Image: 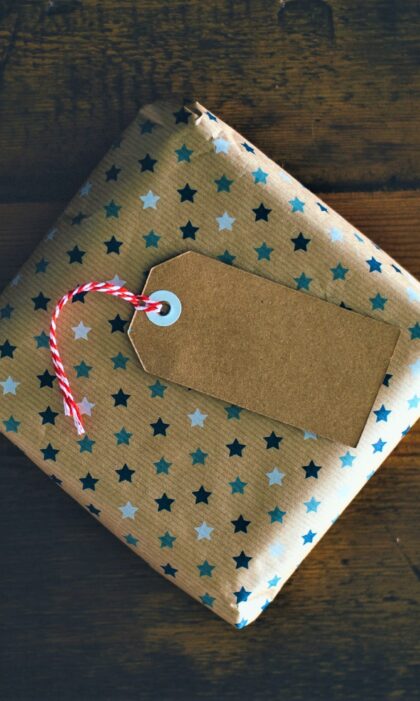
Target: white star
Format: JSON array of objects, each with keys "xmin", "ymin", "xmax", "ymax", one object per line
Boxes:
[
  {"xmin": 266, "ymin": 467, "xmax": 285, "ymax": 486},
  {"xmin": 0, "ymin": 376, "xmax": 20, "ymax": 395},
  {"xmin": 270, "ymin": 541, "xmax": 285, "ymax": 557},
  {"xmin": 108, "ymin": 274, "xmax": 126, "ymax": 287},
  {"xmin": 77, "ymin": 397, "xmax": 95, "ymax": 416},
  {"xmin": 46, "ymin": 227, "xmax": 57, "ymax": 241},
  {"xmin": 303, "ymin": 430, "xmax": 318, "ymax": 440},
  {"xmin": 278, "ymin": 170, "xmax": 292, "ymax": 182},
  {"xmin": 139, "ymin": 190, "xmax": 160, "ymax": 209},
  {"xmin": 329, "ymin": 226, "xmax": 344, "ymax": 242},
  {"xmin": 216, "ymin": 211, "xmax": 236, "ymax": 231},
  {"xmin": 195, "ymin": 521, "xmax": 214, "ymax": 540},
  {"xmin": 407, "ymin": 286, "xmax": 420, "ymax": 303},
  {"xmin": 11, "ymin": 274, "xmax": 22, "ymax": 286},
  {"xmin": 119, "ymin": 501, "xmax": 138, "ymax": 519},
  {"xmin": 213, "ymin": 137, "xmax": 230, "ymax": 154},
  {"xmin": 72, "ymin": 321, "xmax": 91, "ymax": 340},
  {"xmin": 410, "ymin": 358, "xmax": 420, "ymax": 377},
  {"xmin": 188, "ymin": 408, "xmax": 207, "ymax": 427},
  {"xmin": 80, "ymin": 181, "xmax": 92, "ymax": 197}
]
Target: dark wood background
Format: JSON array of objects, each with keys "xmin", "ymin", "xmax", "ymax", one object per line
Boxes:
[{"xmin": 0, "ymin": 2, "xmax": 419, "ymax": 699}]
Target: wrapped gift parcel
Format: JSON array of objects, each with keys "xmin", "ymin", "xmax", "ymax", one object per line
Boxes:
[{"xmin": 1, "ymin": 101, "xmax": 419, "ymax": 628}]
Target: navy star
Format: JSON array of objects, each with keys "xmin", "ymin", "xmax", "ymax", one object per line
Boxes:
[
  {"xmin": 173, "ymin": 106, "xmax": 190, "ymax": 124},
  {"xmin": 32, "ymin": 292, "xmax": 50, "ymax": 311},
  {"xmin": 241, "ymin": 142, "xmax": 255, "ymax": 153},
  {"xmin": 108, "ymin": 314, "xmax": 129, "ymax": 333},
  {"xmin": 373, "ymin": 404, "xmax": 391, "ymax": 422},
  {"xmin": 104, "ymin": 235, "xmax": 123, "ymax": 254},
  {"xmin": 233, "ymin": 551, "xmax": 252, "ymax": 569},
  {"xmin": 231, "ymin": 515, "xmax": 251, "ymax": 533},
  {"xmin": 252, "ymin": 202, "xmax": 271, "ymax": 221},
  {"xmin": 302, "ymin": 459, "xmax": 322, "ymax": 478},
  {"xmin": 226, "ymin": 438, "xmax": 246, "ymax": 457},
  {"xmin": 234, "ymin": 586, "xmax": 251, "ymax": 604},
  {"xmin": 409, "ymin": 322, "xmax": 420, "ymax": 340},
  {"xmin": 139, "ymin": 153, "xmax": 157, "ymax": 172},
  {"xmin": 105, "ymin": 164, "xmax": 121, "ymax": 181},
  {"xmin": 41, "ymin": 443, "xmax": 59, "ymax": 461},
  {"xmin": 112, "ymin": 388, "xmax": 130, "ymax": 406},
  {"xmin": 177, "ymin": 183, "xmax": 197, "ymax": 202},
  {"xmin": 140, "ymin": 119, "xmax": 155, "ymax": 134},
  {"xmin": 72, "ymin": 291, "xmax": 87, "ymax": 304},
  {"xmin": 37, "ymin": 369, "xmax": 56, "ymax": 388},
  {"xmin": 264, "ymin": 431, "xmax": 282, "ymax": 449},
  {"xmin": 104, "ymin": 199, "xmax": 121, "ymax": 218},
  {"xmin": 35, "ymin": 258, "xmax": 49, "ymax": 273},
  {"xmin": 180, "ymin": 220, "xmax": 199, "ymax": 240},
  {"xmin": 155, "ymin": 493, "xmax": 175, "ymax": 511},
  {"xmin": 86, "ymin": 503, "xmax": 101, "ymax": 517},
  {"xmin": 71, "ymin": 212, "xmax": 87, "ymax": 225},
  {"xmin": 0, "ymin": 339, "xmax": 16, "ymax": 359},
  {"xmin": 80, "ymin": 472, "xmax": 99, "ymax": 490},
  {"xmin": 317, "ymin": 202, "xmax": 328, "ymax": 213},
  {"xmin": 49, "ymin": 474, "xmax": 62, "ymax": 485},
  {"xmin": 1, "ymin": 303, "xmax": 14, "ymax": 319},
  {"xmin": 67, "ymin": 245, "xmax": 85, "ymax": 264},
  {"xmin": 116, "ymin": 463, "xmax": 135, "ymax": 482},
  {"xmin": 192, "ymin": 485, "xmax": 212, "ymax": 504},
  {"xmin": 161, "ymin": 563, "xmax": 177, "ymax": 577},
  {"xmin": 39, "ymin": 406, "xmax": 59, "ymax": 425},
  {"xmin": 383, "ymin": 373, "xmax": 393, "ymax": 386},
  {"xmin": 291, "ymin": 233, "xmax": 311, "ymax": 251},
  {"xmin": 151, "ymin": 417, "xmax": 169, "ymax": 436}
]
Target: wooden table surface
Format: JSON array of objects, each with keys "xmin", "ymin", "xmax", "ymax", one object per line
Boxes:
[{"xmin": 0, "ymin": 2, "xmax": 419, "ymax": 700}]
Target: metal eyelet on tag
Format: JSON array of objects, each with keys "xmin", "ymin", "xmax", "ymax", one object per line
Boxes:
[{"xmin": 146, "ymin": 290, "xmax": 182, "ymax": 327}]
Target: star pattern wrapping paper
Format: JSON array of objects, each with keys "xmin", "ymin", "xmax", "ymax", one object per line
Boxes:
[{"xmin": 0, "ymin": 101, "xmax": 419, "ymax": 628}]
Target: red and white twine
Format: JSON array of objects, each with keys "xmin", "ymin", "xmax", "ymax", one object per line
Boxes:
[{"xmin": 49, "ymin": 281, "xmax": 161, "ymax": 435}]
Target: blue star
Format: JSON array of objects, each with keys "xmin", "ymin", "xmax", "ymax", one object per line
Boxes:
[
  {"xmin": 77, "ymin": 435, "xmax": 95, "ymax": 453},
  {"xmin": 402, "ymin": 425, "xmax": 411, "ymax": 437},
  {"xmin": 155, "ymin": 493, "xmax": 175, "ymax": 511},
  {"xmin": 233, "ymin": 551, "xmax": 252, "ymax": 569},
  {"xmin": 409, "ymin": 322, "xmax": 420, "ymax": 340},
  {"xmin": 217, "ymin": 211, "xmax": 235, "ymax": 230},
  {"xmin": 268, "ymin": 506, "xmax": 286, "ymax": 523},
  {"xmin": 149, "ymin": 379, "xmax": 167, "ymax": 397},
  {"xmin": 80, "ymin": 472, "xmax": 99, "ymax": 490},
  {"xmin": 34, "ymin": 330, "xmax": 49, "ymax": 349},
  {"xmin": 226, "ymin": 438, "xmax": 246, "ymax": 456},
  {"xmin": 302, "ymin": 460, "xmax": 321, "ymax": 478},
  {"xmin": 213, "ymin": 137, "xmax": 230, "ymax": 154},
  {"xmin": 339, "ymin": 451, "xmax": 356, "ymax": 467},
  {"xmin": 372, "ymin": 438, "xmax": 387, "ymax": 453},
  {"xmin": 411, "ymin": 359, "xmax": 420, "ymax": 377},
  {"xmin": 304, "ymin": 496, "xmax": 320, "ymax": 513},
  {"xmin": 175, "ymin": 144, "xmax": 193, "ymax": 162},
  {"xmin": 366, "ymin": 257, "xmax": 382, "ymax": 273},
  {"xmin": 140, "ymin": 190, "xmax": 160, "ymax": 209},
  {"xmin": 114, "ymin": 427, "xmax": 132, "ymax": 445},
  {"xmin": 264, "ymin": 431, "xmax": 282, "ymax": 449},
  {"xmin": 266, "ymin": 467, "xmax": 285, "ymax": 485},
  {"xmin": 200, "ymin": 593, "xmax": 215, "ymax": 607},
  {"xmin": 241, "ymin": 142, "xmax": 255, "ymax": 153},
  {"xmin": 229, "ymin": 476, "xmax": 247, "ymax": 494},
  {"xmin": 143, "ymin": 230, "xmax": 161, "ymax": 248},
  {"xmin": 235, "ymin": 618, "xmax": 248, "ymax": 629},
  {"xmin": 3, "ymin": 415, "xmax": 20, "ymax": 432},
  {"xmin": 231, "ymin": 515, "xmax": 251, "ymax": 533},
  {"xmin": 289, "ymin": 197, "xmax": 305, "ymax": 213},
  {"xmin": 124, "ymin": 534, "xmax": 138, "ymax": 546},
  {"xmin": 35, "ymin": 258, "xmax": 49, "ymax": 273},
  {"xmin": 154, "ymin": 457, "xmax": 172, "ymax": 474},
  {"xmin": 190, "ymin": 448, "xmax": 208, "ymax": 465},
  {"xmin": 197, "ymin": 560, "xmax": 215, "ymax": 577},
  {"xmin": 302, "ymin": 529, "xmax": 317, "ymax": 544},
  {"xmin": 255, "ymin": 242, "xmax": 273, "ymax": 261},
  {"xmin": 217, "ymin": 250, "xmax": 236, "ymax": 265},
  {"xmin": 214, "ymin": 174, "xmax": 233, "ymax": 192},
  {"xmin": 74, "ymin": 360, "xmax": 92, "ymax": 377},
  {"xmin": 330, "ymin": 263, "xmax": 349, "ymax": 280},
  {"xmin": 195, "ymin": 521, "xmax": 214, "ymax": 540},
  {"xmin": 408, "ymin": 395, "xmax": 420, "ymax": 409},
  {"xmin": 159, "ymin": 531, "xmax": 176, "ymax": 548},
  {"xmin": 252, "ymin": 167, "xmax": 268, "ymax": 184},
  {"xmin": 104, "ymin": 199, "xmax": 121, "ymax": 218},
  {"xmin": 294, "ymin": 272, "xmax": 312, "ymax": 290},
  {"xmin": 234, "ymin": 586, "xmax": 251, "ymax": 604},
  {"xmin": 370, "ymin": 293, "xmax": 388, "ymax": 311},
  {"xmin": 268, "ymin": 575, "xmax": 281, "ymax": 588},
  {"xmin": 225, "ymin": 405, "xmax": 243, "ymax": 420},
  {"xmin": 373, "ymin": 404, "xmax": 391, "ymax": 422},
  {"xmin": 161, "ymin": 563, "xmax": 177, "ymax": 577},
  {"xmin": 261, "ymin": 599, "xmax": 270, "ymax": 611},
  {"xmin": 150, "ymin": 417, "xmax": 169, "ymax": 436},
  {"xmin": 291, "ymin": 233, "xmax": 311, "ymax": 251}
]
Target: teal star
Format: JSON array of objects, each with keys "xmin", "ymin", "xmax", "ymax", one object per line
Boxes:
[
  {"xmin": 149, "ymin": 379, "xmax": 167, "ymax": 397},
  {"xmin": 255, "ymin": 242, "xmax": 273, "ymax": 261},
  {"xmin": 200, "ymin": 593, "xmax": 215, "ymax": 607},
  {"xmin": 74, "ymin": 360, "xmax": 92, "ymax": 378},
  {"xmin": 366, "ymin": 257, "xmax": 382, "ymax": 273},
  {"xmin": 214, "ymin": 174, "xmax": 233, "ymax": 192},
  {"xmin": 225, "ymin": 405, "xmax": 243, "ymax": 420},
  {"xmin": 229, "ymin": 476, "xmax": 247, "ymax": 494},
  {"xmin": 330, "ymin": 263, "xmax": 349, "ymax": 280},
  {"xmin": 124, "ymin": 534, "xmax": 139, "ymax": 546},
  {"xmin": 175, "ymin": 144, "xmax": 193, "ymax": 162},
  {"xmin": 289, "ymin": 196, "xmax": 305, "ymax": 213},
  {"xmin": 190, "ymin": 448, "xmax": 208, "ymax": 465},
  {"xmin": 217, "ymin": 250, "xmax": 236, "ymax": 265},
  {"xmin": 114, "ymin": 427, "xmax": 132, "ymax": 445},
  {"xmin": 294, "ymin": 272, "xmax": 312, "ymax": 290},
  {"xmin": 104, "ymin": 199, "xmax": 121, "ymax": 218},
  {"xmin": 373, "ymin": 404, "xmax": 391, "ymax": 422},
  {"xmin": 268, "ymin": 506, "xmax": 286, "ymax": 523},
  {"xmin": 159, "ymin": 531, "xmax": 176, "ymax": 548},
  {"xmin": 304, "ymin": 496, "xmax": 320, "ymax": 513},
  {"xmin": 409, "ymin": 322, "xmax": 420, "ymax": 340},
  {"xmin": 35, "ymin": 258, "xmax": 49, "ymax": 273},
  {"xmin": 252, "ymin": 167, "xmax": 268, "ymax": 184},
  {"xmin": 34, "ymin": 331, "xmax": 49, "ymax": 349},
  {"xmin": 111, "ymin": 352, "xmax": 129, "ymax": 369},
  {"xmin": 1, "ymin": 303, "xmax": 13, "ymax": 319},
  {"xmin": 339, "ymin": 451, "xmax": 356, "ymax": 467},
  {"xmin": 154, "ymin": 457, "xmax": 172, "ymax": 474},
  {"xmin": 370, "ymin": 293, "xmax": 388, "ymax": 311},
  {"xmin": 3, "ymin": 415, "xmax": 20, "ymax": 432},
  {"xmin": 143, "ymin": 230, "xmax": 161, "ymax": 248},
  {"xmin": 77, "ymin": 435, "xmax": 95, "ymax": 453},
  {"xmin": 268, "ymin": 575, "xmax": 281, "ymax": 588},
  {"xmin": 197, "ymin": 560, "xmax": 215, "ymax": 577}
]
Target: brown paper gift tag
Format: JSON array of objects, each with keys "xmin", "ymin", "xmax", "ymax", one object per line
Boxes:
[{"xmin": 129, "ymin": 252, "xmax": 400, "ymax": 447}]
